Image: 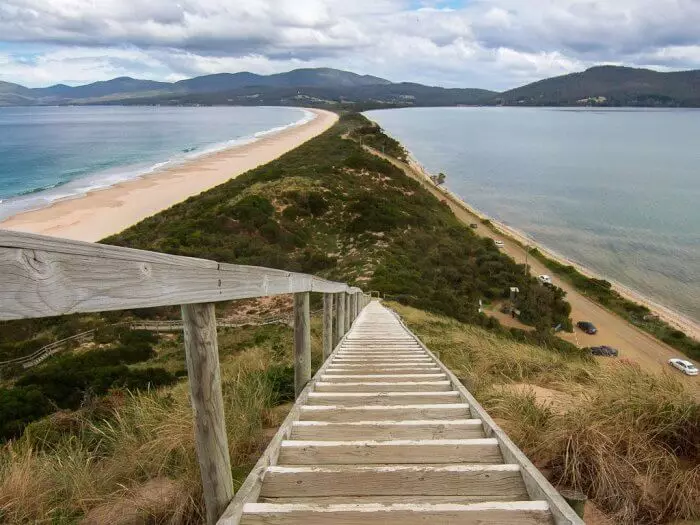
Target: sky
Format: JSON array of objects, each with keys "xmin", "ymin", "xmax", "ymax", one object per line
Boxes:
[{"xmin": 1, "ymin": 0, "xmax": 700, "ymax": 90}]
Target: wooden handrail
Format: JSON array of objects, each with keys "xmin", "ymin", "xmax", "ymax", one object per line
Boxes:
[{"xmin": 0, "ymin": 230, "xmax": 361, "ymax": 320}]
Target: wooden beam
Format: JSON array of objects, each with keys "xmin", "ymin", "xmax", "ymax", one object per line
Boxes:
[
  {"xmin": 240, "ymin": 501, "xmax": 552, "ymax": 525},
  {"xmin": 322, "ymin": 293, "xmax": 333, "ymax": 361},
  {"xmin": 294, "ymin": 292, "xmax": 311, "ymax": 399},
  {"xmin": 345, "ymin": 293, "xmax": 351, "ymax": 330},
  {"xmin": 335, "ymin": 292, "xmax": 345, "ymax": 344},
  {"xmin": 0, "ymin": 231, "xmax": 354, "ymax": 320},
  {"xmin": 278, "ymin": 438, "xmax": 502, "ymax": 464},
  {"xmin": 290, "ymin": 419, "xmax": 486, "ymax": 440},
  {"xmin": 259, "ymin": 464, "xmax": 527, "ymax": 498},
  {"xmin": 181, "ymin": 303, "xmax": 233, "ymax": 525}
]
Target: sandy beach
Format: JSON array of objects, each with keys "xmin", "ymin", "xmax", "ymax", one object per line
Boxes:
[{"xmin": 0, "ymin": 108, "xmax": 338, "ymax": 242}]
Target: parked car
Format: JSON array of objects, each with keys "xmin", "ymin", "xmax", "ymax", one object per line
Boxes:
[
  {"xmin": 588, "ymin": 345, "xmax": 619, "ymax": 357},
  {"xmin": 494, "ymin": 240, "xmax": 505, "ymax": 248},
  {"xmin": 577, "ymin": 321, "xmax": 598, "ymax": 334},
  {"xmin": 668, "ymin": 358, "xmax": 699, "ymax": 376},
  {"xmin": 470, "ymin": 223, "xmax": 478, "ymax": 229},
  {"xmin": 538, "ymin": 274, "xmax": 553, "ymax": 285}
]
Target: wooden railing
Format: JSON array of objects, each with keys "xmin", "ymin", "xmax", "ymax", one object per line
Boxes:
[{"xmin": 0, "ymin": 229, "xmax": 370, "ymax": 525}]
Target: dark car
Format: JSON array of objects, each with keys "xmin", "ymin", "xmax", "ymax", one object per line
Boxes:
[
  {"xmin": 469, "ymin": 223, "xmax": 478, "ymax": 229},
  {"xmin": 577, "ymin": 321, "xmax": 598, "ymax": 334},
  {"xmin": 589, "ymin": 345, "xmax": 618, "ymax": 357}
]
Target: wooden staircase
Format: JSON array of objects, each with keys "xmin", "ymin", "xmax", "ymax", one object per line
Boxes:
[{"xmin": 222, "ymin": 302, "xmax": 582, "ymax": 524}]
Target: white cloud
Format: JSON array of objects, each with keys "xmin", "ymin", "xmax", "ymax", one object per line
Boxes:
[{"xmin": 0, "ymin": 0, "xmax": 699, "ymax": 89}]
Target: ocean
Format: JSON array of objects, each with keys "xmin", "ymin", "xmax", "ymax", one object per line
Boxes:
[
  {"xmin": 0, "ymin": 105, "xmax": 312, "ymax": 221},
  {"xmin": 365, "ymin": 107, "xmax": 700, "ymax": 322}
]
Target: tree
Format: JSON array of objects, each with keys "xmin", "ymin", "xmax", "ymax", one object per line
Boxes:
[{"xmin": 431, "ymin": 172, "xmax": 447, "ymax": 185}]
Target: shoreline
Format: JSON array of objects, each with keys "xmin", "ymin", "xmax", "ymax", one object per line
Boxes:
[
  {"xmin": 0, "ymin": 108, "xmax": 338, "ymax": 242},
  {"xmin": 404, "ymin": 153, "xmax": 700, "ymax": 342}
]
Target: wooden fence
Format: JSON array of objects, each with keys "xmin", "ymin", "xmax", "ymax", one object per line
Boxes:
[{"xmin": 0, "ymin": 229, "xmax": 370, "ymax": 524}]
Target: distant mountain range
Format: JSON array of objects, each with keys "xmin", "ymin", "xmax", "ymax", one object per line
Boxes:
[{"xmin": 2, "ymin": 65, "xmax": 699, "ymax": 108}]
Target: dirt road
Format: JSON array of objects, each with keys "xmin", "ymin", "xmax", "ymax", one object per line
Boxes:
[{"xmin": 368, "ymin": 146, "xmax": 698, "ymax": 391}]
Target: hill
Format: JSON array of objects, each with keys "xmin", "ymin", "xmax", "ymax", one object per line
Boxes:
[
  {"xmin": 495, "ymin": 65, "xmax": 700, "ymax": 107},
  {"xmin": 0, "ymin": 67, "xmax": 495, "ymax": 107}
]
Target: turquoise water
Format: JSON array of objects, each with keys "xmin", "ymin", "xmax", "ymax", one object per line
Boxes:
[
  {"xmin": 0, "ymin": 106, "xmax": 311, "ymax": 220},
  {"xmin": 365, "ymin": 107, "xmax": 700, "ymax": 321}
]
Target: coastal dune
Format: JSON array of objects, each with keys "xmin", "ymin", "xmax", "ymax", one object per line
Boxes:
[{"xmin": 0, "ymin": 108, "xmax": 338, "ymax": 242}]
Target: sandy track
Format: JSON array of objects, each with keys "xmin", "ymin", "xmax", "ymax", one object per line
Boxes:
[{"xmin": 367, "ymin": 146, "xmax": 698, "ymax": 392}]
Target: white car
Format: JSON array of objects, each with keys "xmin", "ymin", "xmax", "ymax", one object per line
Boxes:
[
  {"xmin": 494, "ymin": 240, "xmax": 505, "ymax": 248},
  {"xmin": 538, "ymin": 274, "xmax": 553, "ymax": 285},
  {"xmin": 668, "ymin": 358, "xmax": 699, "ymax": 376}
]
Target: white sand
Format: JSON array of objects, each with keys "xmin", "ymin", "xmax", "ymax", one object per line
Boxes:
[{"xmin": 0, "ymin": 108, "xmax": 338, "ymax": 242}]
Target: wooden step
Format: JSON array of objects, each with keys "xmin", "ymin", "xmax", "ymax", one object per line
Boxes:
[
  {"xmin": 325, "ymin": 367, "xmax": 442, "ymax": 374},
  {"xmin": 306, "ymin": 392, "xmax": 461, "ymax": 406},
  {"xmin": 320, "ymin": 373, "xmax": 447, "ymax": 382},
  {"xmin": 259, "ymin": 464, "xmax": 528, "ymax": 498},
  {"xmin": 298, "ymin": 404, "xmax": 471, "ymax": 422},
  {"xmin": 258, "ymin": 494, "xmax": 522, "ymax": 504},
  {"xmin": 331, "ymin": 358, "xmax": 434, "ymax": 364},
  {"xmin": 240, "ymin": 501, "xmax": 552, "ymax": 525},
  {"xmin": 314, "ymin": 381, "xmax": 452, "ymax": 392},
  {"xmin": 290, "ymin": 420, "xmax": 485, "ymax": 440},
  {"xmin": 278, "ymin": 438, "xmax": 502, "ymax": 464}
]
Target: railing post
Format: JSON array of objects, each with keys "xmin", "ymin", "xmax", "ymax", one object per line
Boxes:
[
  {"xmin": 322, "ymin": 292, "xmax": 334, "ymax": 361},
  {"xmin": 345, "ymin": 293, "xmax": 351, "ymax": 329},
  {"xmin": 336, "ymin": 292, "xmax": 345, "ymax": 344},
  {"xmin": 294, "ymin": 292, "xmax": 311, "ymax": 398},
  {"xmin": 349, "ymin": 293, "xmax": 356, "ymax": 326},
  {"xmin": 181, "ymin": 303, "xmax": 233, "ymax": 525}
]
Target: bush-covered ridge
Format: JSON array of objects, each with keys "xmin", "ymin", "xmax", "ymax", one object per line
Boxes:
[{"xmin": 105, "ymin": 113, "xmax": 572, "ymax": 334}]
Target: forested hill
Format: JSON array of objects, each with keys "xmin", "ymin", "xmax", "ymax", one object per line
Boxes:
[{"xmin": 495, "ymin": 65, "xmax": 700, "ymax": 107}]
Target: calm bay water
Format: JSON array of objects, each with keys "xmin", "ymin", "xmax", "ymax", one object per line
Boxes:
[
  {"xmin": 365, "ymin": 107, "xmax": 700, "ymax": 321},
  {"xmin": 0, "ymin": 106, "xmax": 311, "ymax": 220}
]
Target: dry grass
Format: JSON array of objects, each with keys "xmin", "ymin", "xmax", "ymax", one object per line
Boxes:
[
  {"xmin": 393, "ymin": 302, "xmax": 700, "ymax": 525},
  {"xmin": 0, "ymin": 319, "xmax": 316, "ymax": 524}
]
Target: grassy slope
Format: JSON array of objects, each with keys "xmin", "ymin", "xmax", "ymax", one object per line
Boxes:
[
  {"xmin": 394, "ymin": 302, "xmax": 699, "ymax": 525},
  {"xmin": 0, "ymin": 316, "xmax": 325, "ymax": 523},
  {"xmin": 104, "ymin": 113, "xmax": 571, "ymax": 334}
]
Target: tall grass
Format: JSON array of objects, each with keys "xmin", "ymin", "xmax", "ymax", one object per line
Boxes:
[
  {"xmin": 0, "ymin": 322, "xmax": 307, "ymax": 523},
  {"xmin": 394, "ymin": 302, "xmax": 699, "ymax": 524}
]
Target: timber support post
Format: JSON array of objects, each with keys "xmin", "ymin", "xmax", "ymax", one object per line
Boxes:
[
  {"xmin": 322, "ymin": 292, "xmax": 334, "ymax": 361},
  {"xmin": 181, "ymin": 302, "xmax": 233, "ymax": 525},
  {"xmin": 336, "ymin": 292, "xmax": 346, "ymax": 343},
  {"xmin": 294, "ymin": 292, "xmax": 311, "ymax": 398},
  {"xmin": 345, "ymin": 293, "xmax": 351, "ymax": 330}
]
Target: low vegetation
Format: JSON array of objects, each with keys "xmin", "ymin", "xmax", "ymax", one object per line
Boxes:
[
  {"xmin": 395, "ymin": 303, "xmax": 699, "ymax": 525},
  {"xmin": 0, "ymin": 319, "xmax": 323, "ymax": 523}
]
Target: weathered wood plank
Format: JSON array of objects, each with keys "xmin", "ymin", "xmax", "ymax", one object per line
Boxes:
[
  {"xmin": 278, "ymin": 438, "xmax": 502, "ymax": 464},
  {"xmin": 239, "ymin": 502, "xmax": 552, "ymax": 525},
  {"xmin": 294, "ymin": 292, "xmax": 311, "ymax": 398},
  {"xmin": 290, "ymin": 419, "xmax": 485, "ymax": 440},
  {"xmin": 181, "ymin": 303, "xmax": 233, "ymax": 525},
  {"xmin": 314, "ymin": 381, "xmax": 452, "ymax": 392},
  {"xmin": 322, "ymin": 293, "xmax": 333, "ymax": 361},
  {"xmin": 298, "ymin": 404, "xmax": 471, "ymax": 422},
  {"xmin": 259, "ymin": 464, "xmax": 527, "ymax": 497},
  {"xmin": 335, "ymin": 292, "xmax": 346, "ymax": 345},
  {"xmin": 320, "ymin": 373, "xmax": 447, "ymax": 382},
  {"xmin": 0, "ymin": 232, "xmax": 355, "ymax": 320},
  {"xmin": 307, "ymin": 392, "xmax": 461, "ymax": 406},
  {"xmin": 257, "ymin": 495, "xmax": 524, "ymax": 505}
]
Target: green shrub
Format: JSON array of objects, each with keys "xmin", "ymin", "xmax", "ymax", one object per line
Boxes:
[{"xmin": 0, "ymin": 387, "xmax": 54, "ymax": 441}]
